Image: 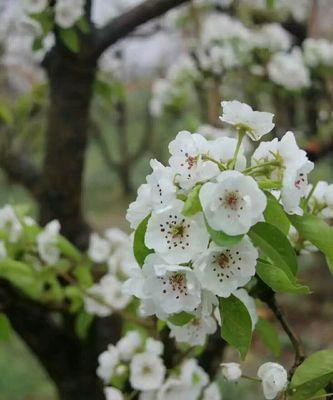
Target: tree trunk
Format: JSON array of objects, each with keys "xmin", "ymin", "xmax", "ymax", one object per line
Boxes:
[{"xmin": 40, "ymin": 50, "xmax": 96, "ymax": 248}]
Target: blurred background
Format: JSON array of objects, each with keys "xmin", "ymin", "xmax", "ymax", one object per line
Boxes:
[{"xmin": 0, "ymin": 0, "xmax": 333, "ymax": 398}]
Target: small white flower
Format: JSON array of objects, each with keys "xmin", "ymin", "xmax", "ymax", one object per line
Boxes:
[
  {"xmin": 306, "ymin": 181, "xmax": 333, "ymax": 219},
  {"xmin": 84, "ymin": 275, "xmax": 131, "ymax": 317},
  {"xmin": 145, "ymin": 200, "xmax": 209, "ymax": 264},
  {"xmin": 200, "ymin": 170, "xmax": 266, "ymax": 235},
  {"xmin": 22, "ymin": 0, "xmax": 48, "ymax": 14},
  {"xmin": 193, "ymin": 237, "xmax": 258, "ymax": 298},
  {"xmin": 303, "ymin": 38, "xmax": 333, "ymax": 68},
  {"xmin": 142, "ymin": 254, "xmax": 202, "ymax": 315},
  {"xmin": 37, "ymin": 220, "xmax": 60, "ymax": 265},
  {"xmin": 130, "ymin": 352, "xmax": 166, "ymax": 391},
  {"xmin": 23, "ymin": 216, "xmax": 36, "ymax": 226},
  {"xmin": 168, "ymin": 313, "xmax": 217, "ymax": 346},
  {"xmin": 268, "ymin": 48, "xmax": 310, "ymax": 90},
  {"xmin": 97, "ymin": 344, "xmax": 119, "ymax": 384},
  {"xmin": 104, "ymin": 228, "xmax": 129, "ymax": 248},
  {"xmin": 116, "ymin": 331, "xmax": 142, "ymax": 361},
  {"xmin": 253, "ymin": 23, "xmax": 291, "ymax": 53},
  {"xmin": 203, "ymin": 382, "xmax": 221, "ymax": 400},
  {"xmin": 0, "ymin": 205, "xmax": 22, "ymax": 243},
  {"xmin": 168, "ymin": 131, "xmax": 220, "ymax": 190},
  {"xmin": 257, "ymin": 362, "xmax": 288, "ymax": 400},
  {"xmin": 234, "ymin": 288, "xmax": 258, "ymax": 329},
  {"xmin": 220, "ymin": 100, "xmax": 274, "ymax": 141},
  {"xmin": 55, "ymin": 0, "xmax": 84, "ymax": 28},
  {"xmin": 126, "ymin": 183, "xmax": 152, "ymax": 230},
  {"xmin": 104, "ymin": 386, "xmax": 124, "ymax": 400},
  {"xmin": 145, "ymin": 337, "xmax": 164, "ymax": 356},
  {"xmin": 0, "ymin": 241, "xmax": 7, "ymax": 260},
  {"xmin": 88, "ymin": 233, "xmax": 111, "ymax": 263},
  {"xmin": 209, "ymin": 137, "xmax": 247, "ymax": 170},
  {"xmin": 288, "ymin": 226, "xmax": 317, "ymax": 254},
  {"xmin": 221, "ymin": 362, "xmax": 242, "ymax": 381}
]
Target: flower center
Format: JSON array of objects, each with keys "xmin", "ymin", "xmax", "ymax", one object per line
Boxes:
[
  {"xmin": 186, "ymin": 155, "xmax": 198, "ymax": 169},
  {"xmin": 217, "ymin": 253, "xmax": 230, "ymax": 268},
  {"xmin": 142, "ymin": 365, "xmax": 152, "ymax": 375},
  {"xmin": 223, "ymin": 191, "xmax": 239, "ymax": 210},
  {"xmin": 171, "ymin": 224, "xmax": 185, "ymax": 238},
  {"xmin": 294, "ymin": 172, "xmax": 305, "ymax": 190},
  {"xmin": 169, "ymin": 273, "xmax": 186, "ymax": 292}
]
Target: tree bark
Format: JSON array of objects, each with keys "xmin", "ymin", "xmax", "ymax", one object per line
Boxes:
[{"xmin": 40, "ymin": 50, "xmax": 96, "ymax": 248}]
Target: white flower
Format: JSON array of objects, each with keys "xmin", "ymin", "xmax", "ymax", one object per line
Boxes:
[
  {"xmin": 145, "ymin": 200, "xmax": 209, "ymax": 264},
  {"xmin": 193, "ymin": 238, "xmax": 258, "ymax": 297},
  {"xmin": 141, "ymin": 254, "xmax": 202, "ymax": 315},
  {"xmin": 268, "ymin": 48, "xmax": 310, "ymax": 90},
  {"xmin": 258, "ymin": 362, "xmax": 288, "ymax": 400},
  {"xmin": 0, "ymin": 241, "xmax": 7, "ymax": 260},
  {"xmin": 139, "ymin": 391, "xmax": 157, "ymax": 400},
  {"xmin": 288, "ymin": 226, "xmax": 317, "ymax": 254},
  {"xmin": 145, "ymin": 337, "xmax": 164, "ymax": 356},
  {"xmin": 116, "ymin": 331, "xmax": 142, "ymax": 361},
  {"xmin": 55, "ymin": 0, "xmax": 84, "ymax": 28},
  {"xmin": 221, "ymin": 362, "xmax": 242, "ymax": 381},
  {"xmin": 37, "ymin": 220, "xmax": 60, "ymax": 265},
  {"xmin": 253, "ymin": 23, "xmax": 291, "ymax": 53},
  {"xmin": 84, "ymin": 275, "xmax": 131, "ymax": 317},
  {"xmin": 126, "ymin": 160, "xmax": 176, "ymax": 229},
  {"xmin": 234, "ymin": 288, "xmax": 258, "ymax": 329},
  {"xmin": 130, "ymin": 352, "xmax": 166, "ymax": 391},
  {"xmin": 324, "ymin": 184, "xmax": 333, "ymax": 218},
  {"xmin": 303, "ymin": 38, "xmax": 333, "ymax": 68},
  {"xmin": 168, "ymin": 131, "xmax": 220, "ymax": 190},
  {"xmin": 220, "ymin": 100, "xmax": 274, "ymax": 141},
  {"xmin": 97, "ymin": 345, "xmax": 119, "ymax": 384},
  {"xmin": 209, "ymin": 137, "xmax": 247, "ymax": 170},
  {"xmin": 203, "ymin": 382, "xmax": 221, "ymax": 400},
  {"xmin": 168, "ymin": 313, "xmax": 217, "ymax": 346},
  {"xmin": 22, "ymin": 0, "xmax": 48, "ymax": 14},
  {"xmin": 104, "ymin": 387, "xmax": 124, "ymax": 400},
  {"xmin": 281, "ymin": 160, "xmax": 314, "ymax": 215},
  {"xmin": 88, "ymin": 233, "xmax": 111, "ymax": 263},
  {"xmin": 180, "ymin": 358, "xmax": 209, "ymax": 392},
  {"xmin": 200, "ymin": 170, "xmax": 266, "ymax": 235},
  {"xmin": 104, "ymin": 228, "xmax": 129, "ymax": 248},
  {"xmin": 0, "ymin": 205, "xmax": 22, "ymax": 243}
]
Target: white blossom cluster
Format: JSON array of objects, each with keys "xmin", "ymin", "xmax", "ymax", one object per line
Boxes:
[
  {"xmin": 222, "ymin": 361, "xmax": 288, "ymax": 400},
  {"xmin": 97, "ymin": 331, "xmax": 221, "ymax": 400},
  {"xmin": 303, "ymin": 38, "xmax": 333, "ymax": 69},
  {"xmin": 84, "ymin": 228, "xmax": 138, "ymax": 317},
  {"xmin": 124, "ymin": 99, "xmax": 317, "ymax": 345}
]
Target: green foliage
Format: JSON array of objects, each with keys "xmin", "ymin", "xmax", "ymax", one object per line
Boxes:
[
  {"xmin": 58, "ymin": 236, "xmax": 82, "ymax": 263},
  {"xmin": 264, "ymin": 192, "xmax": 290, "ymax": 235},
  {"xmin": 75, "ymin": 311, "xmax": 94, "ymax": 339},
  {"xmin": 0, "ymin": 313, "xmax": 11, "ymax": 342},
  {"xmin": 249, "ymin": 222, "xmax": 298, "ymax": 278},
  {"xmin": 256, "ymin": 317, "xmax": 281, "ymax": 357},
  {"xmin": 168, "ymin": 312, "xmax": 194, "ymax": 326},
  {"xmin": 206, "ymin": 220, "xmax": 244, "ymax": 247},
  {"xmin": 59, "ymin": 28, "xmax": 80, "ymax": 53},
  {"xmin": 256, "ymin": 260, "xmax": 309, "ymax": 294},
  {"xmin": 290, "ymin": 350, "xmax": 333, "ymax": 399},
  {"xmin": 182, "ymin": 184, "xmax": 202, "ymax": 216},
  {"xmin": 289, "ymin": 214, "xmax": 333, "ymax": 274},
  {"xmin": 77, "ymin": 17, "xmax": 90, "ymax": 34},
  {"xmin": 0, "ymin": 103, "xmax": 13, "ymax": 125},
  {"xmin": 219, "ymin": 295, "xmax": 252, "ymax": 359},
  {"xmin": 133, "ymin": 215, "xmax": 154, "ymax": 267}
]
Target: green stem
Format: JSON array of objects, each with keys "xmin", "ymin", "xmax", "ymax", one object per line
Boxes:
[
  {"xmin": 304, "ymin": 181, "xmax": 318, "ymax": 206},
  {"xmin": 242, "ymin": 374, "xmax": 261, "ymax": 383},
  {"xmin": 242, "ymin": 160, "xmax": 281, "ymax": 175},
  {"xmin": 308, "ymin": 393, "xmax": 333, "ymax": 400},
  {"xmin": 202, "ymin": 155, "xmax": 226, "ymax": 170},
  {"xmin": 230, "ymin": 130, "xmax": 245, "ymax": 170}
]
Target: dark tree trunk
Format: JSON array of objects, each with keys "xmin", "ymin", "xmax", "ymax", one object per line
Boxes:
[{"xmin": 40, "ymin": 50, "xmax": 96, "ymax": 248}]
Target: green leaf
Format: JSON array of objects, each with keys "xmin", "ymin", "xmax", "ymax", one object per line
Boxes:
[
  {"xmin": 0, "ymin": 313, "xmax": 11, "ymax": 341},
  {"xmin": 73, "ymin": 265, "xmax": 93, "ymax": 288},
  {"xmin": 249, "ymin": 222, "xmax": 298, "ymax": 278},
  {"xmin": 0, "ymin": 103, "xmax": 13, "ymax": 125},
  {"xmin": 266, "ymin": 0, "xmax": 275, "ymax": 8},
  {"xmin": 182, "ymin": 185, "xmax": 202, "ymax": 216},
  {"xmin": 75, "ymin": 312, "xmax": 94, "ymax": 339},
  {"xmin": 134, "ymin": 215, "xmax": 153, "ymax": 267},
  {"xmin": 32, "ymin": 36, "xmax": 43, "ymax": 52},
  {"xmin": 59, "ymin": 28, "xmax": 80, "ymax": 53},
  {"xmin": 77, "ymin": 16, "xmax": 90, "ymax": 34},
  {"xmin": 219, "ymin": 295, "xmax": 252, "ymax": 359},
  {"xmin": 290, "ymin": 350, "xmax": 333, "ymax": 400},
  {"xmin": 256, "ymin": 260, "xmax": 310, "ymax": 294},
  {"xmin": 289, "ymin": 214, "xmax": 333, "ymax": 274},
  {"xmin": 168, "ymin": 312, "xmax": 194, "ymax": 326},
  {"xmin": 256, "ymin": 317, "xmax": 281, "ymax": 357},
  {"xmin": 58, "ymin": 236, "xmax": 81, "ymax": 262},
  {"xmin": 264, "ymin": 193, "xmax": 290, "ymax": 235},
  {"xmin": 30, "ymin": 10, "xmax": 54, "ymax": 35},
  {"xmin": 206, "ymin": 220, "xmax": 244, "ymax": 247}
]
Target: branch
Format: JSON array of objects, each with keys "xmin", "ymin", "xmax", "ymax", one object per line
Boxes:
[
  {"xmin": 266, "ymin": 296, "xmax": 305, "ymax": 377},
  {"xmin": 92, "ymin": 0, "xmax": 190, "ymax": 58}
]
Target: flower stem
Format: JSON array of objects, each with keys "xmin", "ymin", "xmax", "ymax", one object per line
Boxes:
[
  {"xmin": 202, "ymin": 155, "xmax": 226, "ymax": 170},
  {"xmin": 231, "ymin": 129, "xmax": 245, "ymax": 170},
  {"xmin": 242, "ymin": 160, "xmax": 281, "ymax": 175},
  {"xmin": 308, "ymin": 393, "xmax": 333, "ymax": 400},
  {"xmin": 304, "ymin": 181, "xmax": 318, "ymax": 206},
  {"xmin": 242, "ymin": 374, "xmax": 261, "ymax": 383}
]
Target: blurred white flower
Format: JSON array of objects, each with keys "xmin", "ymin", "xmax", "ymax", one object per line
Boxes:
[
  {"xmin": 221, "ymin": 362, "xmax": 242, "ymax": 381},
  {"xmin": 130, "ymin": 352, "xmax": 166, "ymax": 391},
  {"xmin": 202, "ymin": 382, "xmax": 221, "ymax": 400},
  {"xmin": 55, "ymin": 0, "xmax": 84, "ymax": 28},
  {"xmin": 145, "ymin": 337, "xmax": 164, "ymax": 356},
  {"xmin": 22, "ymin": 0, "xmax": 48, "ymax": 14},
  {"xmin": 116, "ymin": 331, "xmax": 142, "ymax": 361},
  {"xmin": 0, "ymin": 205, "xmax": 22, "ymax": 243},
  {"xmin": 0, "ymin": 241, "xmax": 7, "ymax": 260},
  {"xmin": 253, "ymin": 23, "xmax": 291, "ymax": 53},
  {"xmin": 88, "ymin": 232, "xmax": 111, "ymax": 263},
  {"xmin": 37, "ymin": 220, "xmax": 60, "ymax": 265},
  {"xmin": 104, "ymin": 386, "xmax": 124, "ymax": 400},
  {"xmin": 257, "ymin": 362, "xmax": 288, "ymax": 400},
  {"xmin": 220, "ymin": 100, "xmax": 275, "ymax": 141},
  {"xmin": 97, "ymin": 344, "xmax": 120, "ymax": 384},
  {"xmin": 303, "ymin": 38, "xmax": 333, "ymax": 68}
]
